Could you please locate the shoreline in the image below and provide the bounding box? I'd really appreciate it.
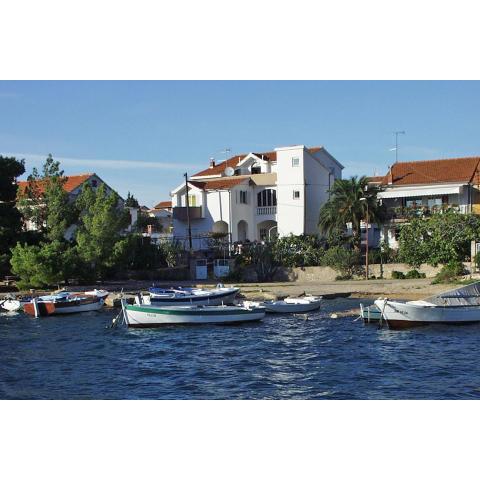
[2,278,453,303]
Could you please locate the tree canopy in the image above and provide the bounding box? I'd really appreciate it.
[319,175,386,250]
[0,156,25,275]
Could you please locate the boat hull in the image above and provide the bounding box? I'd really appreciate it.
[264,300,321,313]
[124,304,265,327]
[374,299,480,329]
[24,297,104,317]
[149,288,239,306]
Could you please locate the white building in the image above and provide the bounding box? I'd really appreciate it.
[170,145,343,250]
[367,156,480,249]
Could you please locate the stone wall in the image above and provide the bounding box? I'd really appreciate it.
[241,262,472,282]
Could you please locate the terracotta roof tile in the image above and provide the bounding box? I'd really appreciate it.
[17,174,94,196]
[154,200,172,209]
[192,147,323,178]
[188,177,248,191]
[374,157,480,186]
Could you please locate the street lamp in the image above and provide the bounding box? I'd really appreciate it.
[360,197,369,280]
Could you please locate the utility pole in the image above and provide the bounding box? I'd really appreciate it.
[184,172,192,251]
[365,201,369,280]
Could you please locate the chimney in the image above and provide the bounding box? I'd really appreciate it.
[209,157,216,169]
[387,165,393,185]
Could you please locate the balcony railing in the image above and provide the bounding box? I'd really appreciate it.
[257,206,277,215]
[388,204,470,220]
[172,206,203,221]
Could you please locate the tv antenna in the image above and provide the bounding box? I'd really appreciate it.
[389,131,405,163]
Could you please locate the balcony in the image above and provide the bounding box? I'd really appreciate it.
[257,206,277,215]
[173,206,203,221]
[388,204,470,221]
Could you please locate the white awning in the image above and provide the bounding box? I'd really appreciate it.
[378,184,465,199]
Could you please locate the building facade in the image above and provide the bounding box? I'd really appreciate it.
[368,156,480,248]
[171,145,343,250]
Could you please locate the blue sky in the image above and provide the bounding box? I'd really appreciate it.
[2,81,480,206]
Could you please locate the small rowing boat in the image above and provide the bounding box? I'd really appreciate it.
[148,284,239,306]
[121,299,265,327]
[24,293,105,317]
[263,296,322,313]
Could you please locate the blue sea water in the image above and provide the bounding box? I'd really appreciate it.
[1,297,480,399]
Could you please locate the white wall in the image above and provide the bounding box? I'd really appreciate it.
[275,146,306,236]
[304,149,342,235]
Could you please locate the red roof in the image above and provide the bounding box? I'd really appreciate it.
[192,147,322,178]
[375,157,480,186]
[154,200,172,209]
[17,174,94,196]
[189,177,248,191]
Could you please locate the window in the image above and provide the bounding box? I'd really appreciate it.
[257,189,277,207]
[188,194,196,207]
[292,157,300,167]
[91,179,98,187]
[293,190,300,199]
[234,168,242,176]
[251,166,261,174]
[239,191,248,204]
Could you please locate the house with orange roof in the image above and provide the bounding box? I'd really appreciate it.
[368,156,480,248]
[17,172,125,236]
[170,145,343,250]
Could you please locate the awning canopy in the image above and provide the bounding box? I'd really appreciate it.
[378,183,465,199]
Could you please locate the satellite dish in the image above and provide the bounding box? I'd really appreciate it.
[224,167,235,177]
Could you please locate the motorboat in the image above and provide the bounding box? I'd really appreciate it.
[359,303,382,322]
[121,299,265,327]
[263,296,322,313]
[374,281,480,329]
[24,292,105,317]
[147,284,239,306]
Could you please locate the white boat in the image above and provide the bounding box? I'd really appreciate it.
[24,294,105,317]
[359,303,382,322]
[374,281,480,329]
[0,299,23,312]
[122,299,265,327]
[263,296,322,313]
[148,284,239,306]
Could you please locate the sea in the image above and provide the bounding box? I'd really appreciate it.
[1,297,480,399]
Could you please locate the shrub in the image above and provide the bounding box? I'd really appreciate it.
[322,246,361,279]
[391,270,405,279]
[405,269,426,279]
[432,261,466,284]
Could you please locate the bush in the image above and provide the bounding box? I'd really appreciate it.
[405,269,426,279]
[432,261,466,284]
[322,246,361,279]
[391,270,405,279]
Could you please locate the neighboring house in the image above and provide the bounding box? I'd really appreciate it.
[171,145,343,250]
[17,172,126,238]
[368,156,480,249]
[149,201,173,233]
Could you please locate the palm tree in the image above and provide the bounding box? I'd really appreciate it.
[319,176,386,251]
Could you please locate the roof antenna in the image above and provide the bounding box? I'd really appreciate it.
[389,131,406,163]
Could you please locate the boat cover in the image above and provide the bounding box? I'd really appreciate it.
[423,281,480,306]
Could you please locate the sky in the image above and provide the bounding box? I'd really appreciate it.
[2,80,480,207]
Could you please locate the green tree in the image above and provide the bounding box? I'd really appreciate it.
[10,240,80,289]
[17,154,75,239]
[398,212,480,267]
[75,183,130,279]
[319,176,386,251]
[0,156,25,275]
[125,191,140,208]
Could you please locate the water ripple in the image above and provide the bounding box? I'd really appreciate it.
[2,298,480,399]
